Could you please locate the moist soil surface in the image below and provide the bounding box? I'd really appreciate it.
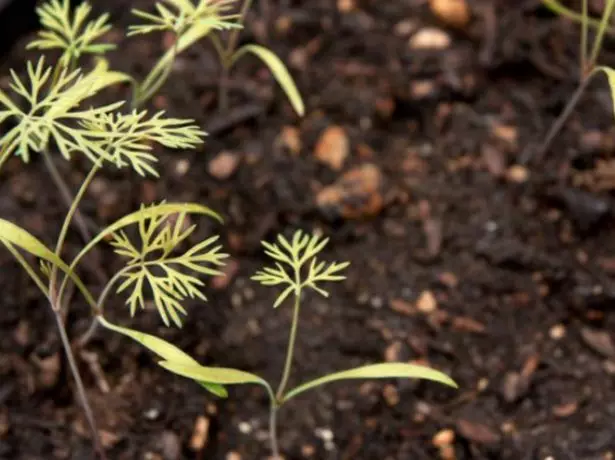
[2,0,615,459]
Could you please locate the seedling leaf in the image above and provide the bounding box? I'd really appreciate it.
[160,360,271,390]
[596,66,615,118]
[59,203,224,304]
[233,44,305,117]
[110,204,228,326]
[99,317,227,397]
[0,219,95,308]
[283,363,457,402]
[28,0,116,67]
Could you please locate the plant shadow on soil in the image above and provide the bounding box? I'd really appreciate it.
[2,0,615,459]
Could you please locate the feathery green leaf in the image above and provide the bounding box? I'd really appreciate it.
[28,0,116,67]
[111,203,228,327]
[252,230,348,308]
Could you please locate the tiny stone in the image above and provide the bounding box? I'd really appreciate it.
[409,27,451,50]
[314,125,350,171]
[385,341,403,362]
[238,422,252,434]
[175,159,190,176]
[315,427,334,442]
[485,221,498,232]
[432,428,455,447]
[208,151,240,180]
[417,290,437,313]
[143,407,161,421]
[549,324,566,340]
[189,416,210,451]
[506,165,529,183]
[370,296,384,309]
[429,0,471,28]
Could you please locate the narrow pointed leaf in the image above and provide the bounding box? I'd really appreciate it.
[283,362,457,402]
[232,44,305,117]
[99,317,227,397]
[597,66,615,119]
[274,285,295,308]
[0,219,95,308]
[159,361,272,398]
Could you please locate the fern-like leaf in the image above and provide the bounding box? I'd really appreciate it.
[80,110,206,177]
[27,0,115,67]
[128,0,241,37]
[111,205,228,327]
[252,230,349,307]
[0,57,127,167]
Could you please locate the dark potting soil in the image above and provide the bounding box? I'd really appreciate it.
[2,0,615,459]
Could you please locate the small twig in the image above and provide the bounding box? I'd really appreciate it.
[522,76,592,164]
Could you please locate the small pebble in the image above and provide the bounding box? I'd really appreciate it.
[238,421,252,434]
[409,28,451,50]
[314,427,334,442]
[417,290,437,313]
[433,428,455,447]
[549,324,566,340]
[209,151,240,180]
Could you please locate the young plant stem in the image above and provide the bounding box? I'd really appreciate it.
[268,401,280,459]
[275,291,301,401]
[53,310,107,460]
[581,0,588,75]
[43,158,106,458]
[78,267,132,347]
[42,150,94,245]
[588,0,615,67]
[529,73,594,163]
[228,0,253,56]
[218,0,253,111]
[48,159,104,310]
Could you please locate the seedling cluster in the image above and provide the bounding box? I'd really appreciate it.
[0,0,455,458]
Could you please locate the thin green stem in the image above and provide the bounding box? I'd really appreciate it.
[217,0,253,111]
[581,0,588,75]
[268,401,280,459]
[53,311,107,460]
[134,33,180,108]
[78,266,133,347]
[54,160,101,260]
[589,0,615,67]
[4,243,106,459]
[227,0,253,57]
[275,290,301,401]
[3,241,50,297]
[42,150,95,246]
[47,157,102,314]
[527,70,597,163]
